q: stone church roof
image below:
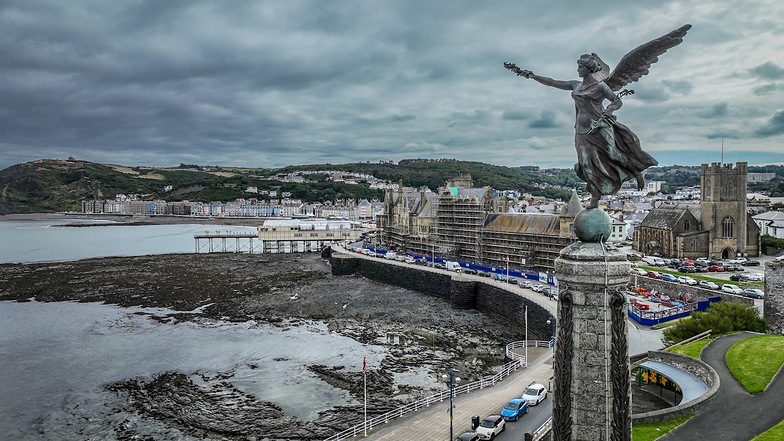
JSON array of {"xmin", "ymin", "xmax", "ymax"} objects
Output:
[
  {"xmin": 561, "ymin": 190, "xmax": 583, "ymax": 217},
  {"xmin": 639, "ymin": 207, "xmax": 690, "ymax": 229},
  {"xmin": 483, "ymin": 213, "xmax": 561, "ymax": 236}
]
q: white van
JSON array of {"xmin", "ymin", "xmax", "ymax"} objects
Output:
[
  {"xmin": 642, "ymin": 256, "xmax": 665, "ymax": 267},
  {"xmin": 384, "ymin": 252, "xmax": 397, "ymax": 260},
  {"xmin": 445, "ymin": 261, "xmax": 462, "ymax": 272}
]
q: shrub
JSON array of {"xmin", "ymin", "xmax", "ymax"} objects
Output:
[{"xmin": 663, "ymin": 302, "xmax": 767, "ymax": 346}]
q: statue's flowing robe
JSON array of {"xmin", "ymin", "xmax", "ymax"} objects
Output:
[{"xmin": 571, "ymin": 82, "xmax": 657, "ymax": 196}]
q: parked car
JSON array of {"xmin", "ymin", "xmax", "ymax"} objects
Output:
[
  {"xmin": 743, "ymin": 260, "xmax": 761, "ymax": 266},
  {"xmin": 521, "ymin": 280, "xmax": 533, "ymax": 289},
  {"xmin": 476, "ymin": 415, "xmax": 505, "ymax": 440},
  {"xmin": 677, "ymin": 276, "xmax": 697, "ymax": 285},
  {"xmin": 743, "ymin": 288, "xmax": 764, "ymax": 299},
  {"xmin": 729, "ymin": 258, "xmax": 747, "ymax": 265},
  {"xmin": 646, "ymin": 271, "xmax": 661, "ymax": 279},
  {"xmin": 508, "ymin": 277, "xmax": 519, "ymax": 284},
  {"xmin": 678, "ymin": 266, "xmax": 697, "ymax": 273},
  {"xmin": 776, "ymin": 255, "xmax": 784, "ymax": 261},
  {"xmin": 744, "ymin": 273, "xmax": 765, "ymax": 281},
  {"xmin": 463, "ymin": 268, "xmax": 478, "ymax": 275},
  {"xmin": 531, "ymin": 284, "xmax": 544, "ymax": 293},
  {"xmin": 707, "ymin": 265, "xmax": 725, "ymax": 272},
  {"xmin": 500, "ymin": 398, "xmax": 529, "ymax": 421},
  {"xmin": 478, "ymin": 271, "xmax": 491, "ymax": 277},
  {"xmin": 630, "ymin": 268, "xmax": 648, "ymax": 276},
  {"xmin": 699, "ymin": 280, "xmax": 720, "ymax": 290},
  {"xmin": 521, "ymin": 383, "xmax": 548, "ymax": 406},
  {"xmin": 721, "ymin": 284, "xmax": 743, "ymax": 295},
  {"xmin": 729, "ymin": 273, "xmax": 744, "ymax": 281},
  {"xmin": 660, "ymin": 273, "xmax": 678, "ymax": 282},
  {"xmin": 456, "ymin": 432, "xmax": 480, "ymax": 441},
  {"xmin": 724, "ymin": 264, "xmax": 744, "ymax": 272}
]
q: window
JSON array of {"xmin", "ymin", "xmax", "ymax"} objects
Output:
[
  {"xmin": 684, "ymin": 220, "xmax": 690, "ymax": 231},
  {"xmin": 721, "ymin": 180, "xmax": 735, "ymax": 200},
  {"xmin": 722, "ymin": 216, "xmax": 734, "ymax": 238}
]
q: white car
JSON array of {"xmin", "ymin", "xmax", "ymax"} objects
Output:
[
  {"xmin": 630, "ymin": 268, "xmax": 648, "ymax": 276},
  {"xmin": 475, "ymin": 414, "xmax": 505, "ymax": 440},
  {"xmin": 521, "ymin": 383, "xmax": 548, "ymax": 406},
  {"xmin": 729, "ymin": 258, "xmax": 747, "ymax": 265},
  {"xmin": 776, "ymin": 255, "xmax": 784, "ymax": 261},
  {"xmin": 721, "ymin": 284, "xmax": 743, "ymax": 295},
  {"xmin": 699, "ymin": 280, "xmax": 719, "ymax": 290},
  {"xmin": 677, "ymin": 276, "xmax": 697, "ymax": 285},
  {"xmin": 744, "ymin": 273, "xmax": 765, "ymax": 281}
]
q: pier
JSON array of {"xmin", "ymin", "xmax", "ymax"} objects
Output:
[{"xmin": 194, "ymin": 231, "xmax": 263, "ymax": 254}]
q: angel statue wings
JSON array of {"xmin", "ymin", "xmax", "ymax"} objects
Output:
[{"xmin": 505, "ymin": 24, "xmax": 691, "ymax": 209}]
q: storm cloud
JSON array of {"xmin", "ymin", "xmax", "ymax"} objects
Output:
[{"xmin": 1, "ymin": 0, "xmax": 783, "ymax": 170}]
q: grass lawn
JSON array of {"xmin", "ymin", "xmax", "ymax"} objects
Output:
[
  {"xmin": 753, "ymin": 419, "xmax": 784, "ymax": 440},
  {"xmin": 632, "ymin": 414, "xmax": 693, "ymax": 441},
  {"xmin": 668, "ymin": 336, "xmax": 717, "ymax": 359},
  {"xmin": 725, "ymin": 335, "xmax": 784, "ymax": 393}
]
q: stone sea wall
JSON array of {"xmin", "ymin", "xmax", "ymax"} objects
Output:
[{"xmin": 329, "ymin": 253, "xmax": 555, "ymax": 339}]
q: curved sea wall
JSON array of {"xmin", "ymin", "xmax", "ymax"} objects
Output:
[{"xmin": 329, "ymin": 253, "xmax": 555, "ymax": 338}]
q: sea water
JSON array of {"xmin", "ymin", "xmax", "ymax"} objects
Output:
[{"xmin": 0, "ymin": 218, "xmax": 383, "ymax": 439}]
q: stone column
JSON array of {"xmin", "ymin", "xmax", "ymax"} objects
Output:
[
  {"xmin": 553, "ymin": 241, "xmax": 631, "ymax": 441},
  {"xmin": 764, "ymin": 261, "xmax": 784, "ymax": 335}
]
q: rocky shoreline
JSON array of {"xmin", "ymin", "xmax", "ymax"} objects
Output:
[{"xmin": 0, "ymin": 252, "xmax": 526, "ymax": 440}]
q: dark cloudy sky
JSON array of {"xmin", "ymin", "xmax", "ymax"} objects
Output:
[{"xmin": 1, "ymin": 0, "xmax": 783, "ymax": 170}]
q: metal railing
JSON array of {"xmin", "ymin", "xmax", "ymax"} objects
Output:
[
  {"xmin": 505, "ymin": 340, "xmax": 551, "ymax": 364},
  {"xmin": 322, "ymin": 343, "xmax": 546, "ymax": 441}
]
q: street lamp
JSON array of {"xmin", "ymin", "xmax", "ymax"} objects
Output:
[
  {"xmin": 547, "ymin": 318, "xmax": 556, "ymax": 355},
  {"xmin": 442, "ymin": 369, "xmax": 461, "ymax": 441}
]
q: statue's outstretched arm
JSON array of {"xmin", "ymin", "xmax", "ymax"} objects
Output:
[{"xmin": 504, "ymin": 62, "xmax": 573, "ymax": 91}]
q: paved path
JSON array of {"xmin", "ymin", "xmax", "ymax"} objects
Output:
[
  {"xmin": 660, "ymin": 332, "xmax": 784, "ymax": 441},
  {"xmin": 366, "ymin": 351, "xmax": 555, "ymax": 440}
]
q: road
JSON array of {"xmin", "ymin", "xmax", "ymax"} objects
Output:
[{"xmin": 499, "ymin": 400, "xmax": 553, "ymax": 440}]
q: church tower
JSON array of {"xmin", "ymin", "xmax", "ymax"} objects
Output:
[{"xmin": 699, "ymin": 162, "xmax": 750, "ymax": 259}]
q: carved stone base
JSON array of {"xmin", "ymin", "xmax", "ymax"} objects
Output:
[{"xmin": 553, "ymin": 241, "xmax": 631, "ymax": 441}]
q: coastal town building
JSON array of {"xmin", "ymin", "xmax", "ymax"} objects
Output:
[
  {"xmin": 379, "ymin": 175, "xmax": 579, "ymax": 272},
  {"xmin": 633, "ymin": 162, "xmax": 760, "ymax": 259}
]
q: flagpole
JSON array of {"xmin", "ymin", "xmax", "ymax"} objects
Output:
[
  {"xmin": 363, "ymin": 352, "xmax": 368, "ymax": 437},
  {"xmin": 525, "ymin": 305, "xmax": 529, "ymax": 368}
]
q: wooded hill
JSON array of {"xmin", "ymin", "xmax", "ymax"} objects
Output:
[{"xmin": 2, "ymin": 158, "xmax": 781, "ymax": 214}]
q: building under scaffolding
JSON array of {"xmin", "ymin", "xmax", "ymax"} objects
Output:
[{"xmin": 379, "ymin": 174, "xmax": 580, "ymax": 272}]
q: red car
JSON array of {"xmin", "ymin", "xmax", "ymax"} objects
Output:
[
  {"xmin": 707, "ymin": 265, "xmax": 725, "ymax": 272},
  {"xmin": 646, "ymin": 271, "xmax": 661, "ymax": 279}
]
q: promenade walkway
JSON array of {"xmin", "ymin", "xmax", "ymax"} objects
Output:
[
  {"xmin": 660, "ymin": 332, "xmax": 784, "ymax": 441},
  {"xmin": 366, "ymin": 349, "xmax": 554, "ymax": 440}
]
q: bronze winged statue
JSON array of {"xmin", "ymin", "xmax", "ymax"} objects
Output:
[{"xmin": 505, "ymin": 24, "xmax": 691, "ymax": 209}]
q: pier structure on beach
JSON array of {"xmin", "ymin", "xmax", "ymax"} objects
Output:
[{"xmin": 194, "ymin": 218, "xmax": 365, "ymax": 254}]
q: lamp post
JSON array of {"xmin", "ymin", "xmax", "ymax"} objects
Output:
[
  {"xmin": 547, "ymin": 318, "xmax": 556, "ymax": 355},
  {"xmin": 442, "ymin": 369, "xmax": 461, "ymax": 441}
]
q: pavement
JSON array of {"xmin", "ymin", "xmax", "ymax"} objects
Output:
[
  {"xmin": 365, "ymin": 350, "xmax": 555, "ymax": 440},
  {"xmin": 659, "ymin": 331, "xmax": 784, "ymax": 441}
]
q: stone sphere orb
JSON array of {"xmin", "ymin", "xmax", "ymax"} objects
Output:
[{"xmin": 574, "ymin": 208, "xmax": 613, "ymax": 243}]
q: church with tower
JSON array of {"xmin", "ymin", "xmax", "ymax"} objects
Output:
[{"xmin": 633, "ymin": 162, "xmax": 760, "ymax": 259}]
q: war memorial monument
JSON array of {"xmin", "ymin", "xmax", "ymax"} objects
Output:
[{"xmin": 506, "ymin": 24, "xmax": 692, "ymax": 440}]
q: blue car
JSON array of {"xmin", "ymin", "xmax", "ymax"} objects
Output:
[
  {"xmin": 660, "ymin": 273, "xmax": 678, "ymax": 282},
  {"xmin": 500, "ymin": 398, "xmax": 529, "ymax": 421}
]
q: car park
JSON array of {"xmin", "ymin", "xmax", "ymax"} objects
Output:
[
  {"xmin": 743, "ymin": 288, "xmax": 764, "ymax": 299},
  {"xmin": 721, "ymin": 284, "xmax": 743, "ymax": 295},
  {"xmin": 660, "ymin": 273, "xmax": 678, "ymax": 282},
  {"xmin": 500, "ymin": 398, "xmax": 529, "ymax": 421},
  {"xmin": 630, "ymin": 268, "xmax": 648, "ymax": 276},
  {"xmin": 476, "ymin": 415, "xmax": 505, "ymax": 440},
  {"xmin": 699, "ymin": 280, "xmax": 720, "ymax": 290},
  {"xmin": 521, "ymin": 383, "xmax": 548, "ymax": 406},
  {"xmin": 455, "ymin": 432, "xmax": 480, "ymax": 441}
]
